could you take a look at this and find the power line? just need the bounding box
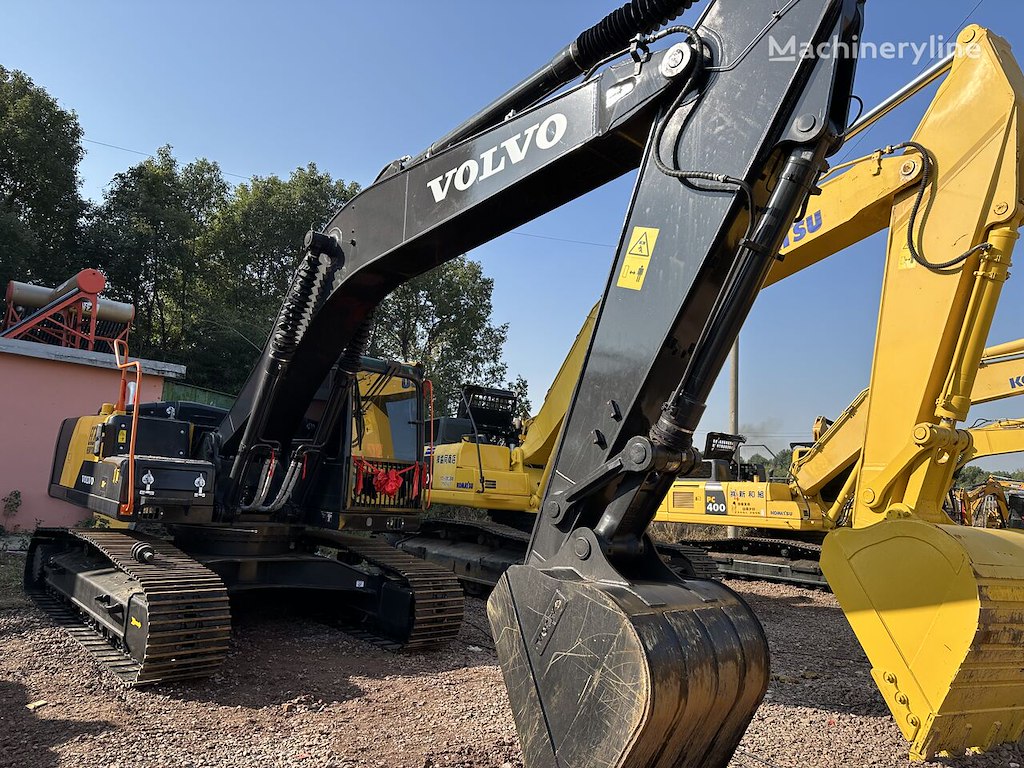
[83,138,151,158]
[82,137,251,181]
[509,229,615,250]
[947,0,988,44]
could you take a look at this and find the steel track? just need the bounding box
[396,518,725,588]
[697,536,828,589]
[307,530,464,650]
[26,528,232,686]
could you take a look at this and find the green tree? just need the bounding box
[954,465,988,489]
[195,164,359,393]
[506,375,532,419]
[85,147,228,364]
[367,257,509,415]
[744,450,792,478]
[747,452,771,467]
[0,66,85,288]
[765,448,793,479]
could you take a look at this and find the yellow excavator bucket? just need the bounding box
[822,520,1024,760]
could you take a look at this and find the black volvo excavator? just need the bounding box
[30,0,881,765]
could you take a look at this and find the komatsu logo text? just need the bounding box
[1011,375,1024,389]
[426,113,569,203]
[781,210,823,250]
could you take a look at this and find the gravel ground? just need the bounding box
[2,551,1022,768]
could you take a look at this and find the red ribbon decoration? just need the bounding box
[353,458,422,498]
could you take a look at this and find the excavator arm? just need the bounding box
[974,338,1024,404]
[205,2,863,766]
[415,21,1024,763]
[819,26,1024,760]
[792,341,1024,501]
[959,418,1024,468]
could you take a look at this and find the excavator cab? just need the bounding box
[432,384,521,447]
[457,385,520,446]
[292,357,430,528]
[1009,492,1024,529]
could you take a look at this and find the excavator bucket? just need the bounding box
[822,520,1024,760]
[488,562,769,768]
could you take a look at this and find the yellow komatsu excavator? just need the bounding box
[951,465,1024,528]
[399,26,1024,760]
[659,339,1024,536]
[427,303,596,513]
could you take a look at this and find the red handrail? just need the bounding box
[113,340,142,517]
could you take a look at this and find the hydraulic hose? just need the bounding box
[651,146,830,453]
[250,316,376,515]
[338,317,373,376]
[573,0,698,69]
[425,0,699,157]
[271,250,330,362]
[897,142,992,271]
[232,247,333,510]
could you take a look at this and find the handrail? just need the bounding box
[114,339,142,517]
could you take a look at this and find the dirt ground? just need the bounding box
[2,551,1022,768]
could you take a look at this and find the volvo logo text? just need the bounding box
[426,113,568,203]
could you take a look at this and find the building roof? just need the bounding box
[0,337,185,379]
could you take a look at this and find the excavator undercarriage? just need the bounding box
[30,358,464,685]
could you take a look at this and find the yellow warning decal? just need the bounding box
[118,429,127,443]
[130,617,142,628]
[617,227,660,291]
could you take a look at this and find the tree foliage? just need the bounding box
[0,66,85,288]
[742,452,1024,488]
[747,449,794,479]
[1,70,526,406]
[367,257,510,415]
[85,147,228,364]
[86,151,513,400]
[78,154,364,393]
[506,375,532,419]
[192,164,359,392]
[955,465,1024,489]
[201,165,359,323]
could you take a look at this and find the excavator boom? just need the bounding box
[819,26,1024,759]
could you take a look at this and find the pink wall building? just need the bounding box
[0,337,185,530]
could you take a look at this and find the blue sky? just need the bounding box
[2,1,1022,470]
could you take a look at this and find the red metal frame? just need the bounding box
[1,269,132,352]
